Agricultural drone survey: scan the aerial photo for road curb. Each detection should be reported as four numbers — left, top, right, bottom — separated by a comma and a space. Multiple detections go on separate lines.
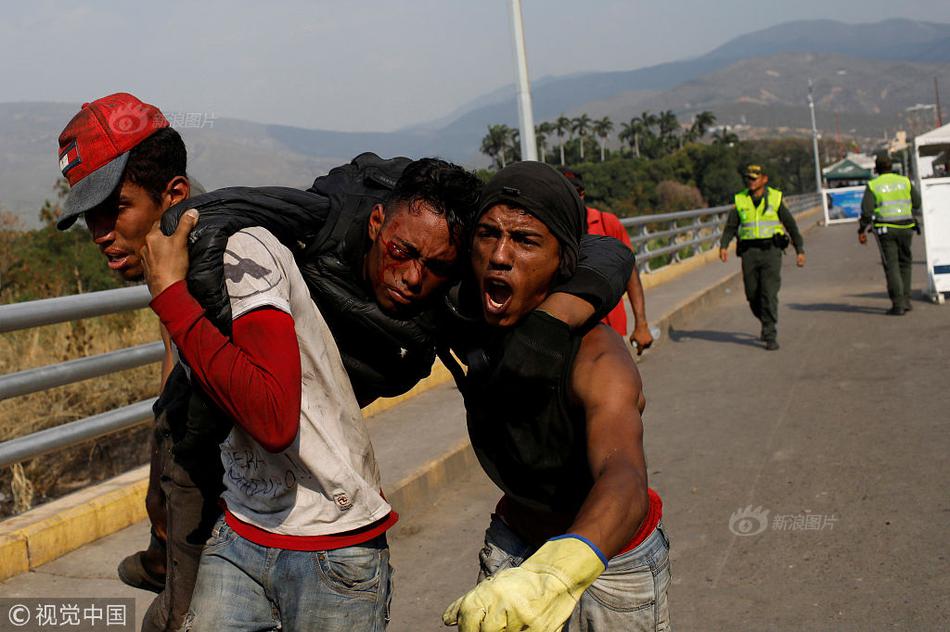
0, 466, 148, 581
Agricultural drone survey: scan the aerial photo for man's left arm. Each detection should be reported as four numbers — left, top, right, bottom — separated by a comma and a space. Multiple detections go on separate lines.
778, 201, 806, 267
566, 326, 648, 554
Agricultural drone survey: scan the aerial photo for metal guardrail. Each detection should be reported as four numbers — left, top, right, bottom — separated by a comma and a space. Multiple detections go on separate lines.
0, 401, 155, 469
0, 192, 821, 470
0, 285, 151, 334
0, 284, 160, 469
622, 193, 820, 272
0, 342, 164, 401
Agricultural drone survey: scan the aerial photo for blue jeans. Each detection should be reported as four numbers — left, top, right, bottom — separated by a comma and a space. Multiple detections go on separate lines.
478, 516, 672, 631
182, 517, 393, 631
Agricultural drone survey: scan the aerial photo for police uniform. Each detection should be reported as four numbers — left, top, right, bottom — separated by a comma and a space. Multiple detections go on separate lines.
859, 169, 921, 315
720, 180, 804, 347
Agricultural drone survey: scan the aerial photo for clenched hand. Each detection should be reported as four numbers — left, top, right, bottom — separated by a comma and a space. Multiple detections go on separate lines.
140, 209, 199, 297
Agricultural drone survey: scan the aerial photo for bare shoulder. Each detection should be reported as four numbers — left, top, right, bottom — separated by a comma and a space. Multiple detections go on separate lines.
570, 325, 643, 408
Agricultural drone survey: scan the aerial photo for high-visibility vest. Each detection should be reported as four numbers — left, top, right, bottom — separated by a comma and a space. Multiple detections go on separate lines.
735, 188, 785, 240
868, 173, 914, 227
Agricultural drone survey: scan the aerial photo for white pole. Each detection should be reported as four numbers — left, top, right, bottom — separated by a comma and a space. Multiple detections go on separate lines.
808, 80, 829, 222
808, 79, 823, 194
510, 0, 537, 161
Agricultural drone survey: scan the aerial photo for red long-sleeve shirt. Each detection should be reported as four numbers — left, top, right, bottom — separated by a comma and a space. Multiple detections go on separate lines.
150, 280, 301, 453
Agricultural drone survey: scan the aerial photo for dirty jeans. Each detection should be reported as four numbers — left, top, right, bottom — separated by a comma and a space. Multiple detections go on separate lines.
183, 516, 393, 632
141, 369, 224, 632
478, 516, 672, 631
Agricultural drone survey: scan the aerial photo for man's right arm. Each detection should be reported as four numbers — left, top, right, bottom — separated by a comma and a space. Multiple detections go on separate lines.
719, 207, 739, 261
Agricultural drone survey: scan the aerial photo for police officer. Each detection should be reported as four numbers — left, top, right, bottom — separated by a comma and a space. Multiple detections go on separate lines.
719, 164, 805, 350
858, 154, 922, 315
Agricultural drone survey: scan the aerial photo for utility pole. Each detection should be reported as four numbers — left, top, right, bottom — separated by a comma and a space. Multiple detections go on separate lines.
509, 0, 537, 161
935, 77, 944, 127
807, 79, 823, 194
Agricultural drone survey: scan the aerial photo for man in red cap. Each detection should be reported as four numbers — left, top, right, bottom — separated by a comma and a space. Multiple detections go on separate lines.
560, 168, 654, 355
57, 93, 219, 632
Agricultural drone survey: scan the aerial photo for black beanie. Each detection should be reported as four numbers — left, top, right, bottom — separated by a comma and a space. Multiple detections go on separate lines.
477, 161, 584, 278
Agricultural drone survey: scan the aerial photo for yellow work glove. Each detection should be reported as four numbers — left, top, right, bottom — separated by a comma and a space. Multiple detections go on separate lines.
442, 535, 607, 632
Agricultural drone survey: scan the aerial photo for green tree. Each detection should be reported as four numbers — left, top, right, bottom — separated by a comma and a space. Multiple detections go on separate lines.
657, 110, 681, 153
687, 111, 717, 143
713, 126, 739, 146
536, 122, 553, 163
637, 111, 659, 158
592, 116, 614, 162
619, 117, 645, 159
481, 124, 514, 169
572, 113, 592, 162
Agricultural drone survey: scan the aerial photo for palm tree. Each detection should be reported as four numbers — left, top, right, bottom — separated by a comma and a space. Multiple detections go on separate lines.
688, 110, 717, 142
638, 111, 658, 157
481, 124, 513, 169
554, 115, 571, 166
536, 122, 554, 163
619, 117, 642, 158
592, 116, 614, 162
657, 110, 680, 152
508, 127, 521, 162
712, 126, 739, 146
572, 113, 592, 161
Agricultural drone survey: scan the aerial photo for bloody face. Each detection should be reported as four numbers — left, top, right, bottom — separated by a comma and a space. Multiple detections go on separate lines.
364, 200, 460, 316
83, 181, 168, 281
471, 203, 561, 328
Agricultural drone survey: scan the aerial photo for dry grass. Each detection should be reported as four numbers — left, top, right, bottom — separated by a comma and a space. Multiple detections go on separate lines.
0, 308, 161, 517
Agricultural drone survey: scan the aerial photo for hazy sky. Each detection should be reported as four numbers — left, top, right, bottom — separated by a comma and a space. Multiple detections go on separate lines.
2, 1, 948, 132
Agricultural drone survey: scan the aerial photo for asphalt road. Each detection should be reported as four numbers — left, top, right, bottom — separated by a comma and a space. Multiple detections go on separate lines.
3, 224, 945, 631
387, 224, 950, 631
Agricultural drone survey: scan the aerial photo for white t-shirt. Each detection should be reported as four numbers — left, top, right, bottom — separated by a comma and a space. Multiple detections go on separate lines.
215, 227, 391, 535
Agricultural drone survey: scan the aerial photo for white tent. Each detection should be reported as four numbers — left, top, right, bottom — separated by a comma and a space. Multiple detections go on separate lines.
912, 122, 950, 303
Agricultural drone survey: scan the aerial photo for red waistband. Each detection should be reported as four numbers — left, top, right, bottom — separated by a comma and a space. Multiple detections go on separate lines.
495, 488, 663, 558
618, 488, 663, 555
224, 509, 398, 551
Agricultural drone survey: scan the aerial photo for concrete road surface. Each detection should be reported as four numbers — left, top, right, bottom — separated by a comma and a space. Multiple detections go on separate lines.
390, 224, 950, 630
3, 224, 947, 632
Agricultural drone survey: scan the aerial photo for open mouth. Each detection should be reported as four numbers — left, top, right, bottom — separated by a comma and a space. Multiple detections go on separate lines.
105, 253, 130, 270
483, 278, 513, 316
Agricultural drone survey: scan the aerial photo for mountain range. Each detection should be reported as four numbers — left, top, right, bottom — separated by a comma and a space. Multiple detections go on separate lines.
2, 18, 949, 226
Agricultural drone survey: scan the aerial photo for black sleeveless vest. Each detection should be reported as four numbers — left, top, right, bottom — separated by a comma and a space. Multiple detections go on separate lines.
462, 332, 593, 514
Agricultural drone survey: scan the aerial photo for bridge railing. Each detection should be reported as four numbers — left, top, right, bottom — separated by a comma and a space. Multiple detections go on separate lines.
0, 193, 821, 470
0, 286, 157, 469
623, 193, 820, 272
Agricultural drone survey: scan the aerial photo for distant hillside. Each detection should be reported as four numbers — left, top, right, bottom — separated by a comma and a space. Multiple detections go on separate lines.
3, 18, 950, 224
431, 18, 950, 141
575, 53, 950, 138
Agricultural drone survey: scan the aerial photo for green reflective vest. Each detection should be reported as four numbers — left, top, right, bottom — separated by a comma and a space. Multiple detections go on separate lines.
735, 188, 784, 240
868, 173, 914, 227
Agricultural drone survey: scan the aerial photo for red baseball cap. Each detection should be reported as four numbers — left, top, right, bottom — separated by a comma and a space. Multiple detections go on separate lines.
56, 93, 169, 230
